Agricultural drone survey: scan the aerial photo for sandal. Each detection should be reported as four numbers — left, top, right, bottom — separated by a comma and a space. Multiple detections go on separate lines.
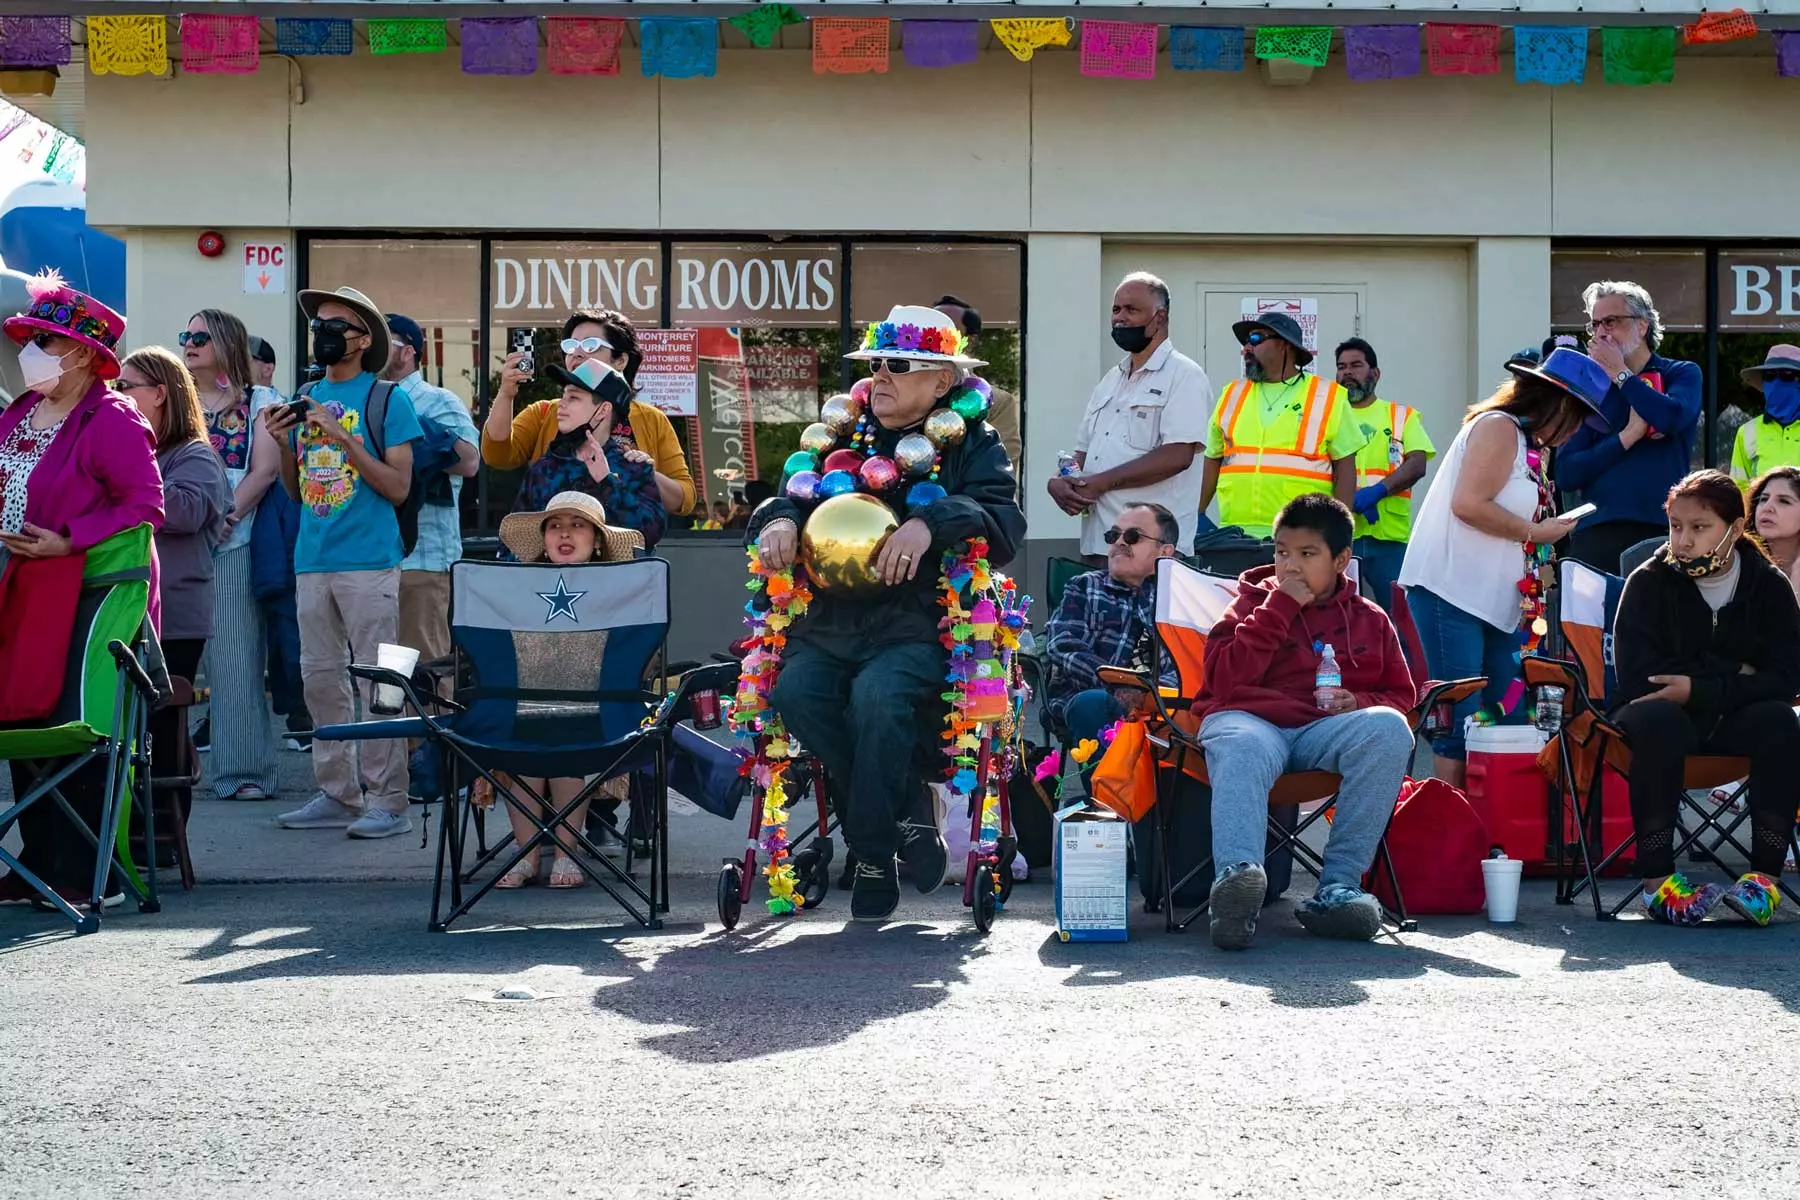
495, 851, 539, 890
548, 852, 586, 889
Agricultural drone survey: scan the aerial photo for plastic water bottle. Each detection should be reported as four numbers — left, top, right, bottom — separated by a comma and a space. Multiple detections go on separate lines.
1057, 451, 1082, 479
1535, 685, 1566, 734
1314, 643, 1341, 712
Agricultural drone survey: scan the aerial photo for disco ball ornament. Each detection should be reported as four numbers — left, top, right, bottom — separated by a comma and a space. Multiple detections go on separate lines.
905, 482, 947, 514
817, 469, 857, 498
800, 493, 899, 595
782, 450, 817, 478
924, 408, 967, 447
850, 378, 872, 404
785, 470, 821, 502
859, 455, 900, 492
819, 394, 858, 435
798, 423, 837, 456
894, 434, 938, 478
964, 377, 992, 402
822, 448, 864, 475
949, 391, 988, 422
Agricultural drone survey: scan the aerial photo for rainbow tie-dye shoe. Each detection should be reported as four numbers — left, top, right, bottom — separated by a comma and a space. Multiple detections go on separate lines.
1641, 873, 1726, 926
1721, 872, 1781, 927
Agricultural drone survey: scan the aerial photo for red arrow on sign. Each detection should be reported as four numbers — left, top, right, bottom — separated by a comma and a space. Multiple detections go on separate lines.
258, 271, 270, 289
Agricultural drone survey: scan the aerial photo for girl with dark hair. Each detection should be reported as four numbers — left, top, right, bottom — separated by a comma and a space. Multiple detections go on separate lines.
1612, 469, 1800, 925
1750, 467, 1800, 597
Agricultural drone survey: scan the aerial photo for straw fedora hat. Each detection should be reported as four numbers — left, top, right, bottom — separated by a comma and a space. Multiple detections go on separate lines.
297, 285, 390, 374
847, 304, 986, 368
499, 491, 643, 564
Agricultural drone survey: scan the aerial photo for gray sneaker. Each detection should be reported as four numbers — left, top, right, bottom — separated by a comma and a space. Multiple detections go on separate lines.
276, 793, 360, 829
1295, 884, 1384, 940
347, 808, 414, 840
1208, 862, 1267, 951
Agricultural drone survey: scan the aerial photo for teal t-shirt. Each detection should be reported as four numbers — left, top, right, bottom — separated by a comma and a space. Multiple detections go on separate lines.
292, 372, 423, 574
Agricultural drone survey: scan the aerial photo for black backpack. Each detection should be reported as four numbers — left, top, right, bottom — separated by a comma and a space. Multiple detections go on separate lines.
296, 378, 421, 557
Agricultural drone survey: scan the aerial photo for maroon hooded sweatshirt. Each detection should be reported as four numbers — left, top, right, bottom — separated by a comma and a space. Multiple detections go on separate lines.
1192, 564, 1416, 729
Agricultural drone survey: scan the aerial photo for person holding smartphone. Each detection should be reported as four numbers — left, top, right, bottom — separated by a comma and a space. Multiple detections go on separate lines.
516, 358, 665, 549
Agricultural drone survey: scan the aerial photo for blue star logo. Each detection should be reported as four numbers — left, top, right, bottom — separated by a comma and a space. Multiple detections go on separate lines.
537, 575, 587, 624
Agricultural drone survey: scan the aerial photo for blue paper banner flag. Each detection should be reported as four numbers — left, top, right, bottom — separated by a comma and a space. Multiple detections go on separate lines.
274, 17, 353, 57
1515, 25, 1587, 85
641, 17, 718, 79
1169, 26, 1244, 72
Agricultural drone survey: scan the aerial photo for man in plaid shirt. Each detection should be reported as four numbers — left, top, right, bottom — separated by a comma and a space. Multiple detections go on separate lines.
1044, 502, 1181, 749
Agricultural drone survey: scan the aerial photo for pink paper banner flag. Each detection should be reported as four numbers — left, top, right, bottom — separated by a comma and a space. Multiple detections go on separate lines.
1343, 25, 1419, 81
546, 17, 622, 76
1080, 20, 1156, 79
902, 20, 978, 69
180, 14, 259, 75
1426, 23, 1500, 76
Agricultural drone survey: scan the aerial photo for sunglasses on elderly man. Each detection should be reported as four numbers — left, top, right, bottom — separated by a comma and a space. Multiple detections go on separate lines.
177, 330, 212, 348
1103, 527, 1168, 547
866, 357, 948, 376
561, 336, 614, 355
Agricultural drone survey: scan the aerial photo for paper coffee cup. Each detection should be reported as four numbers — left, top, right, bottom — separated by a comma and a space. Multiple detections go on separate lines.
1482, 856, 1524, 923
373, 642, 420, 714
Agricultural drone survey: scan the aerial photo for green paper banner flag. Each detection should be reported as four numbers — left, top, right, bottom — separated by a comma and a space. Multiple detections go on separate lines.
1253, 26, 1332, 68
729, 4, 804, 48
1602, 26, 1675, 85
367, 18, 447, 55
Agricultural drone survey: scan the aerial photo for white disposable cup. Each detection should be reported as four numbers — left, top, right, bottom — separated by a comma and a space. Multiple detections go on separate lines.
373, 643, 420, 714
1482, 857, 1524, 923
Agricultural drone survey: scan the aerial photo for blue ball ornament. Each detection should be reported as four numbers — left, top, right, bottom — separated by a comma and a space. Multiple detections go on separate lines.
906, 481, 948, 513
785, 470, 821, 502
818, 469, 857, 498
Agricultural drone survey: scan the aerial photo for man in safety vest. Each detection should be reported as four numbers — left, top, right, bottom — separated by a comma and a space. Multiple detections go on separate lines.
1198, 311, 1363, 539
1335, 337, 1434, 614
1731, 344, 1800, 483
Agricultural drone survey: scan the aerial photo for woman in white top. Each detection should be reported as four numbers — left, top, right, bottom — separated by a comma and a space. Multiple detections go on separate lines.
1399, 348, 1610, 786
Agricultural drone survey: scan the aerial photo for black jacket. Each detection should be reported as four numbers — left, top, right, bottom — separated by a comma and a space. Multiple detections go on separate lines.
1612, 544, 1800, 731
745, 410, 1026, 649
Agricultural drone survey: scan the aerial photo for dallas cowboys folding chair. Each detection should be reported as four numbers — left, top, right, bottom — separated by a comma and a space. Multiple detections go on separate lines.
316, 555, 716, 931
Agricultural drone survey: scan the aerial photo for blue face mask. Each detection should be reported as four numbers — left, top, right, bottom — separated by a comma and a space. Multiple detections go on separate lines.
1764, 378, 1800, 425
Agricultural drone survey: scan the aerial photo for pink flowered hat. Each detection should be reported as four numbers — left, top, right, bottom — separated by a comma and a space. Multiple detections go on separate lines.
3, 269, 124, 380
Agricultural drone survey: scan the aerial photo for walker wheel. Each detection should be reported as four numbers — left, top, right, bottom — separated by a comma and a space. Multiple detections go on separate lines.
972, 864, 997, 934
717, 862, 743, 931
792, 846, 830, 910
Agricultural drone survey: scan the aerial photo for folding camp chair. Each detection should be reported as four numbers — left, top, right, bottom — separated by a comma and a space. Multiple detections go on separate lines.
0, 525, 163, 934
1109, 556, 1483, 935
315, 556, 720, 931
1529, 557, 1800, 920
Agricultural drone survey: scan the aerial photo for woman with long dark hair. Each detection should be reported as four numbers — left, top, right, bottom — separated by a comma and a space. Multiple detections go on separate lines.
1612, 469, 1800, 925
1750, 466, 1800, 596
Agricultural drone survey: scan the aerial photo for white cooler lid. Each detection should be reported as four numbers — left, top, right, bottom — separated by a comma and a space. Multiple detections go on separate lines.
1464, 721, 1548, 754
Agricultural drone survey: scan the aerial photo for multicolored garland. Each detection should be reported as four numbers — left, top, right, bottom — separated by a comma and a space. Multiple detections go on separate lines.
938, 540, 1029, 850
1473, 445, 1555, 727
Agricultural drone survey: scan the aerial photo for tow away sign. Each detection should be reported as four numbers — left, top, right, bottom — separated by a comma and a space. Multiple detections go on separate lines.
242, 242, 288, 295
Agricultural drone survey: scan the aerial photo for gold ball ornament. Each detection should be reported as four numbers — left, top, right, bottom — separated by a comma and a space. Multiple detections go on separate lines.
894, 433, 939, 478
798, 422, 837, 455
819, 393, 860, 435
923, 408, 967, 447
800, 492, 900, 595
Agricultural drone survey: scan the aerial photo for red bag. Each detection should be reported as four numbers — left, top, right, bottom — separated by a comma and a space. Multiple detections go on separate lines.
0, 551, 85, 721
1364, 777, 1488, 915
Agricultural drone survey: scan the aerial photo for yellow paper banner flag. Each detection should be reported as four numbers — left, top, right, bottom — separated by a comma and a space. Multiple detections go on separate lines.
89, 14, 169, 76
990, 17, 1073, 62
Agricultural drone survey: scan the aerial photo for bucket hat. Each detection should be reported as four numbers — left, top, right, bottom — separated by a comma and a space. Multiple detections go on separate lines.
498, 491, 643, 564
3, 270, 124, 380
1505, 347, 1612, 429
1740, 344, 1800, 392
1231, 311, 1312, 369
297, 285, 390, 374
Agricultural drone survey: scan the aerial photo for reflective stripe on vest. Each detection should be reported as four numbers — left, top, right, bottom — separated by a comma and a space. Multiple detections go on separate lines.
1218, 375, 1336, 481
1353, 400, 1417, 498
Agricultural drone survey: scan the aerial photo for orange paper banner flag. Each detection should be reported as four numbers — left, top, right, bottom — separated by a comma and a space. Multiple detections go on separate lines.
813, 17, 890, 74
1682, 9, 1758, 44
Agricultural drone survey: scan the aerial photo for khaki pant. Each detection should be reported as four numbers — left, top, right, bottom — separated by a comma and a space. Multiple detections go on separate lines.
398, 570, 453, 670
297, 568, 409, 814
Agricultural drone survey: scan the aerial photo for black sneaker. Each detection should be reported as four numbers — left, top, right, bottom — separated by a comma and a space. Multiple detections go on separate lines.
283, 714, 313, 753
1208, 862, 1268, 951
850, 859, 900, 922
898, 820, 948, 894
191, 718, 211, 754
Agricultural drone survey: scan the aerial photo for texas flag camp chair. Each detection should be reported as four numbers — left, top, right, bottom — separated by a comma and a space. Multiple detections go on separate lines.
1105, 556, 1484, 935
315, 556, 729, 931
1527, 557, 1800, 920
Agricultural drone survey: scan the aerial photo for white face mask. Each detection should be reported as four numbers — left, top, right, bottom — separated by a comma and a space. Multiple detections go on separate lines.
18, 341, 67, 393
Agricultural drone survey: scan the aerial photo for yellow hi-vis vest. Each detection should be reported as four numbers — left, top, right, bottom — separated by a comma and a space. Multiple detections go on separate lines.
1355, 401, 1420, 498
1214, 374, 1348, 533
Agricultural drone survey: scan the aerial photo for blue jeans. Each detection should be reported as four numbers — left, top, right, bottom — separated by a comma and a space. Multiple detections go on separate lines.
1199, 707, 1415, 889
1404, 586, 1520, 760
1354, 536, 1407, 616
771, 636, 946, 863
1063, 688, 1123, 747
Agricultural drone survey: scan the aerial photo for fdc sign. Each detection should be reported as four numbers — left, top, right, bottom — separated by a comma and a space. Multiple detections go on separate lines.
243, 242, 288, 296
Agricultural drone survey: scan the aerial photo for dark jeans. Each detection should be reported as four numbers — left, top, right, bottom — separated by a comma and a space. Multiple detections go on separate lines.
1568, 520, 1664, 577
1353, 536, 1407, 615
771, 636, 946, 863
261, 591, 309, 724
1406, 586, 1523, 759
1613, 697, 1800, 878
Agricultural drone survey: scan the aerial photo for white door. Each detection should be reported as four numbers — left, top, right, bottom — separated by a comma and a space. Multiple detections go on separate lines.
1198, 286, 1364, 392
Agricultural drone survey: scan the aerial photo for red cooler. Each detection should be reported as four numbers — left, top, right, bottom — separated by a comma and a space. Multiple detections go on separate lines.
1464, 725, 1634, 878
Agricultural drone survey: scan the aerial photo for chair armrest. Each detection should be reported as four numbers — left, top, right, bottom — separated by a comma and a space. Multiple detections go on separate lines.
1097, 666, 1150, 691
1411, 677, 1487, 722
108, 640, 159, 704
1519, 655, 1622, 740
348, 664, 431, 718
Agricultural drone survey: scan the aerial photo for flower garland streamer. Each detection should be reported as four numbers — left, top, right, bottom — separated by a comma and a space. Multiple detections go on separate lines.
732, 547, 812, 913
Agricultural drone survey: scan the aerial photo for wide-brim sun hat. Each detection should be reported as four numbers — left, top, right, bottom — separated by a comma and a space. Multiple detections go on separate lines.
1230, 310, 1313, 369
847, 304, 986, 368
499, 491, 643, 564
297, 285, 391, 374
1740, 344, 1800, 392
1505, 346, 1612, 430
3, 269, 124, 381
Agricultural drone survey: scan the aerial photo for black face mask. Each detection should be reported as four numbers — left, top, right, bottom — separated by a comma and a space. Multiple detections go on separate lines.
1111, 323, 1153, 354
311, 327, 349, 367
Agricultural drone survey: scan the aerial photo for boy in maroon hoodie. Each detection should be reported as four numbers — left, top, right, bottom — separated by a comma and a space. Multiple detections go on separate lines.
1193, 494, 1417, 950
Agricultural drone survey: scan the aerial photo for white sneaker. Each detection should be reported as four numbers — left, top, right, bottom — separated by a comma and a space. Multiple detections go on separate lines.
277, 793, 361, 829
347, 808, 414, 840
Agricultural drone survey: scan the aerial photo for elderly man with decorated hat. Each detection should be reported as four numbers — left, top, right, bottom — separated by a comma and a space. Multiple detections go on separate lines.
738, 304, 1026, 922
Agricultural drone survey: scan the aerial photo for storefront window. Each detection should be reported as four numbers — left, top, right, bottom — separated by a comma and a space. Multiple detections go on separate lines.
851, 242, 1023, 398
1715, 249, 1800, 460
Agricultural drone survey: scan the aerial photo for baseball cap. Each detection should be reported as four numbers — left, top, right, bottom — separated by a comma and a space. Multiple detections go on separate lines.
385, 313, 425, 360
248, 335, 276, 366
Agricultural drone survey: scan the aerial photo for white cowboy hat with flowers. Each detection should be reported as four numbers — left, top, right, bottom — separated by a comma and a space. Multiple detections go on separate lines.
847, 304, 986, 368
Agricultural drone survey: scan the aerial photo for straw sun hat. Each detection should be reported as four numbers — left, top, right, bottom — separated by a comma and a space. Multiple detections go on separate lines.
499, 491, 643, 564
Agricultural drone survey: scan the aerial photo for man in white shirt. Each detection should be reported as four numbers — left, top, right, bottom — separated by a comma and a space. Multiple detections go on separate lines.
1049, 272, 1213, 560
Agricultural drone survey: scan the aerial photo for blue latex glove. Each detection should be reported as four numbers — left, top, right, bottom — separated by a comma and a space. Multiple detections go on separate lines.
1353, 483, 1387, 520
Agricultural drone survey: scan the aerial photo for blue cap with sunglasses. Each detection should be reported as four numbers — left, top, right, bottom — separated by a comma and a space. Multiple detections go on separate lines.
385, 313, 425, 361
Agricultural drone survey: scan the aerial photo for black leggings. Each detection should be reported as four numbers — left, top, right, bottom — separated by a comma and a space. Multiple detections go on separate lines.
1614, 698, 1800, 878
148, 638, 205, 821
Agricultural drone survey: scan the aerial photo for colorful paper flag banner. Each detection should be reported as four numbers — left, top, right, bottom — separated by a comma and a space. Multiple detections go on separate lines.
179, 13, 259, 74
461, 17, 537, 76
1170, 26, 1243, 72
88, 15, 169, 77
1682, 9, 1757, 44
0, 15, 71, 68
274, 18, 352, 57
902, 20, 978, 69
729, 4, 804, 50
1343, 25, 1419, 81
990, 17, 1072, 63
1427, 23, 1500, 76
1253, 26, 1331, 69
1603, 26, 1675, 85
1775, 30, 1800, 78
1514, 26, 1587, 86
1079, 20, 1156, 79
546, 17, 622, 76
640, 17, 716, 79
367, 19, 446, 56
814, 17, 889, 75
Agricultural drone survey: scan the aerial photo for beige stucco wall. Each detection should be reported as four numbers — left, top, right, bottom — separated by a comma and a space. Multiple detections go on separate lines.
121, 227, 299, 372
